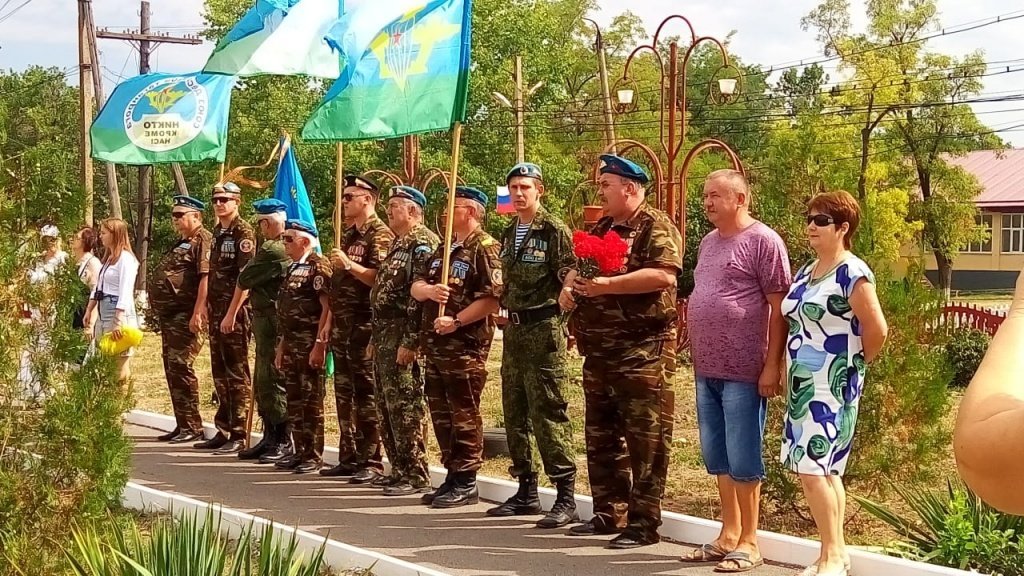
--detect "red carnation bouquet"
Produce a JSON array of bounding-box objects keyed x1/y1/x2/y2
[{"x1": 572, "y1": 230, "x2": 629, "y2": 279}]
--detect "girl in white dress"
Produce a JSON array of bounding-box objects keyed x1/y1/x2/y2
[{"x1": 83, "y1": 218, "x2": 139, "y2": 382}]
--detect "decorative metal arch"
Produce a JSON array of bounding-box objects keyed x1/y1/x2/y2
[{"x1": 677, "y1": 139, "x2": 745, "y2": 253}]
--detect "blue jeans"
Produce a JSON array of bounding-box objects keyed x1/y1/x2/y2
[{"x1": 695, "y1": 375, "x2": 767, "y2": 482}]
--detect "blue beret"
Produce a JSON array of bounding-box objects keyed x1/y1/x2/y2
[
  {"x1": 389, "y1": 185, "x2": 426, "y2": 208},
  {"x1": 343, "y1": 174, "x2": 379, "y2": 193},
  {"x1": 286, "y1": 219, "x2": 318, "y2": 238},
  {"x1": 252, "y1": 198, "x2": 287, "y2": 215},
  {"x1": 506, "y1": 162, "x2": 543, "y2": 184},
  {"x1": 172, "y1": 195, "x2": 205, "y2": 212},
  {"x1": 455, "y1": 186, "x2": 488, "y2": 208},
  {"x1": 599, "y1": 154, "x2": 650, "y2": 185}
]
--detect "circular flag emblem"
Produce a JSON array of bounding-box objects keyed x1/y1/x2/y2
[
  {"x1": 124, "y1": 76, "x2": 209, "y2": 152},
  {"x1": 239, "y1": 239, "x2": 255, "y2": 253}
]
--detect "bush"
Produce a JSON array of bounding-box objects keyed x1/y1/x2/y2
[
  {"x1": 945, "y1": 328, "x2": 990, "y2": 388},
  {"x1": 0, "y1": 226, "x2": 133, "y2": 575},
  {"x1": 763, "y1": 268, "x2": 954, "y2": 517},
  {"x1": 855, "y1": 479, "x2": 1024, "y2": 575}
]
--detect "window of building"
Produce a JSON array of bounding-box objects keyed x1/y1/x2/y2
[
  {"x1": 963, "y1": 214, "x2": 993, "y2": 253},
  {"x1": 1002, "y1": 213, "x2": 1024, "y2": 254}
]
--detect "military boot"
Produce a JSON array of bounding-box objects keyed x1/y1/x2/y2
[
  {"x1": 238, "y1": 418, "x2": 274, "y2": 460},
  {"x1": 536, "y1": 475, "x2": 579, "y2": 529},
  {"x1": 259, "y1": 424, "x2": 294, "y2": 464},
  {"x1": 431, "y1": 471, "x2": 479, "y2": 509},
  {"x1": 421, "y1": 471, "x2": 453, "y2": 505},
  {"x1": 486, "y1": 473, "x2": 542, "y2": 516}
]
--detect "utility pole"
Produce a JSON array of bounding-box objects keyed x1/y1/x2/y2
[
  {"x1": 583, "y1": 18, "x2": 617, "y2": 151},
  {"x1": 78, "y1": 0, "x2": 96, "y2": 226},
  {"x1": 80, "y1": 0, "x2": 122, "y2": 219},
  {"x1": 96, "y1": 1, "x2": 201, "y2": 291},
  {"x1": 513, "y1": 55, "x2": 525, "y2": 164}
]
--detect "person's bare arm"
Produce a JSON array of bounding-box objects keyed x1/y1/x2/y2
[
  {"x1": 757, "y1": 292, "x2": 788, "y2": 398},
  {"x1": 848, "y1": 278, "x2": 888, "y2": 362}
]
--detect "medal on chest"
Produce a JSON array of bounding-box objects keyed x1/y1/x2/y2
[{"x1": 347, "y1": 243, "x2": 366, "y2": 263}]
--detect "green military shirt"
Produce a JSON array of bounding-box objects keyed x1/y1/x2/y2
[
  {"x1": 415, "y1": 227, "x2": 503, "y2": 354},
  {"x1": 498, "y1": 206, "x2": 576, "y2": 312},
  {"x1": 371, "y1": 223, "x2": 440, "y2": 350},
  {"x1": 149, "y1": 226, "x2": 212, "y2": 319},
  {"x1": 209, "y1": 215, "x2": 256, "y2": 317},
  {"x1": 574, "y1": 202, "x2": 683, "y2": 353},
  {"x1": 277, "y1": 252, "x2": 333, "y2": 334},
  {"x1": 237, "y1": 238, "x2": 290, "y2": 316},
  {"x1": 330, "y1": 214, "x2": 394, "y2": 319}
]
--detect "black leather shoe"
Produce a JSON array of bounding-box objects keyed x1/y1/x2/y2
[
  {"x1": 274, "y1": 455, "x2": 302, "y2": 470},
  {"x1": 568, "y1": 520, "x2": 621, "y2": 536},
  {"x1": 213, "y1": 440, "x2": 245, "y2": 455},
  {"x1": 421, "y1": 473, "x2": 453, "y2": 505},
  {"x1": 194, "y1": 433, "x2": 228, "y2": 450},
  {"x1": 536, "y1": 477, "x2": 578, "y2": 528},
  {"x1": 371, "y1": 474, "x2": 399, "y2": 488},
  {"x1": 607, "y1": 531, "x2": 657, "y2": 550},
  {"x1": 349, "y1": 468, "x2": 383, "y2": 484},
  {"x1": 156, "y1": 427, "x2": 181, "y2": 441},
  {"x1": 169, "y1": 430, "x2": 204, "y2": 444},
  {"x1": 383, "y1": 481, "x2": 432, "y2": 496},
  {"x1": 431, "y1": 472, "x2": 478, "y2": 508},
  {"x1": 293, "y1": 461, "x2": 322, "y2": 474},
  {"x1": 319, "y1": 462, "x2": 358, "y2": 477},
  {"x1": 486, "y1": 473, "x2": 541, "y2": 516}
]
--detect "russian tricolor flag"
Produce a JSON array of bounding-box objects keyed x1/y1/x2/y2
[{"x1": 496, "y1": 186, "x2": 516, "y2": 214}]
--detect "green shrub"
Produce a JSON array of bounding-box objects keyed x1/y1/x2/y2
[
  {"x1": 763, "y1": 269, "x2": 954, "y2": 516},
  {"x1": 855, "y1": 479, "x2": 1024, "y2": 575},
  {"x1": 945, "y1": 328, "x2": 990, "y2": 388}
]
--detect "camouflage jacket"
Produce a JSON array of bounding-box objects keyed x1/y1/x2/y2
[
  {"x1": 209, "y1": 215, "x2": 256, "y2": 316},
  {"x1": 277, "y1": 252, "x2": 333, "y2": 335},
  {"x1": 498, "y1": 206, "x2": 576, "y2": 312},
  {"x1": 237, "y1": 237, "x2": 290, "y2": 316},
  {"x1": 573, "y1": 202, "x2": 682, "y2": 353},
  {"x1": 148, "y1": 226, "x2": 212, "y2": 318},
  {"x1": 371, "y1": 223, "x2": 440, "y2": 350},
  {"x1": 415, "y1": 227, "x2": 502, "y2": 354},
  {"x1": 329, "y1": 214, "x2": 394, "y2": 319}
]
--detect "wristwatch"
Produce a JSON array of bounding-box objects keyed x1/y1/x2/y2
[
  {"x1": 344, "y1": 260, "x2": 353, "y2": 271},
  {"x1": 453, "y1": 316, "x2": 463, "y2": 329}
]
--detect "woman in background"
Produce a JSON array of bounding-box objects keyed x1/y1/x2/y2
[
  {"x1": 83, "y1": 218, "x2": 139, "y2": 382},
  {"x1": 71, "y1": 227, "x2": 102, "y2": 332}
]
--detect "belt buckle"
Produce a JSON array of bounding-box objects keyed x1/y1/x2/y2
[{"x1": 509, "y1": 312, "x2": 521, "y2": 325}]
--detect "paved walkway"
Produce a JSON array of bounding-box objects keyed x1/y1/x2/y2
[{"x1": 129, "y1": 424, "x2": 795, "y2": 576}]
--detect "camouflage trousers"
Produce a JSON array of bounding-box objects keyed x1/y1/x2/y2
[
  {"x1": 372, "y1": 319, "x2": 429, "y2": 485},
  {"x1": 159, "y1": 311, "x2": 204, "y2": 433},
  {"x1": 582, "y1": 339, "x2": 676, "y2": 541},
  {"x1": 252, "y1": 312, "x2": 288, "y2": 426},
  {"x1": 424, "y1": 351, "x2": 487, "y2": 473},
  {"x1": 332, "y1": 315, "x2": 381, "y2": 470},
  {"x1": 210, "y1": 306, "x2": 252, "y2": 440},
  {"x1": 500, "y1": 317, "x2": 576, "y2": 483},
  {"x1": 281, "y1": 327, "x2": 325, "y2": 463}
]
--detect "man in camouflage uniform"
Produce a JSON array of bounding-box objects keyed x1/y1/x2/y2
[
  {"x1": 149, "y1": 195, "x2": 211, "y2": 444},
  {"x1": 195, "y1": 182, "x2": 257, "y2": 454},
  {"x1": 411, "y1": 186, "x2": 502, "y2": 509},
  {"x1": 322, "y1": 175, "x2": 394, "y2": 483},
  {"x1": 274, "y1": 220, "x2": 333, "y2": 474},
  {"x1": 370, "y1": 186, "x2": 439, "y2": 496},
  {"x1": 219, "y1": 199, "x2": 292, "y2": 462},
  {"x1": 491, "y1": 163, "x2": 579, "y2": 528},
  {"x1": 560, "y1": 154, "x2": 682, "y2": 549}
]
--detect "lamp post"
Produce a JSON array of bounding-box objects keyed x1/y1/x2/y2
[
  {"x1": 610, "y1": 15, "x2": 745, "y2": 242},
  {"x1": 493, "y1": 55, "x2": 544, "y2": 164}
]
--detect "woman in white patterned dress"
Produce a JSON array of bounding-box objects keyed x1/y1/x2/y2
[{"x1": 780, "y1": 191, "x2": 888, "y2": 576}]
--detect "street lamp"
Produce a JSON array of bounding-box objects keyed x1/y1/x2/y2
[{"x1": 608, "y1": 15, "x2": 745, "y2": 240}]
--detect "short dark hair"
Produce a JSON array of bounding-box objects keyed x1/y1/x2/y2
[
  {"x1": 807, "y1": 190, "x2": 861, "y2": 249},
  {"x1": 74, "y1": 227, "x2": 98, "y2": 253}
]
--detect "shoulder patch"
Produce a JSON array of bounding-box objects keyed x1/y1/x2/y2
[
  {"x1": 491, "y1": 268, "x2": 503, "y2": 286},
  {"x1": 480, "y1": 236, "x2": 496, "y2": 248},
  {"x1": 313, "y1": 275, "x2": 324, "y2": 291},
  {"x1": 239, "y1": 238, "x2": 255, "y2": 253}
]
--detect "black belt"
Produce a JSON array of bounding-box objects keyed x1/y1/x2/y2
[{"x1": 507, "y1": 305, "x2": 560, "y2": 325}]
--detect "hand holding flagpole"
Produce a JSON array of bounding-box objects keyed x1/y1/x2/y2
[{"x1": 438, "y1": 122, "x2": 464, "y2": 318}]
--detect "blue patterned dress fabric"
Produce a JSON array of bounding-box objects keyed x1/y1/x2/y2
[{"x1": 780, "y1": 256, "x2": 874, "y2": 476}]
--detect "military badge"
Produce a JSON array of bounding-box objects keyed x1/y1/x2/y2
[
  {"x1": 239, "y1": 238, "x2": 254, "y2": 253},
  {"x1": 452, "y1": 260, "x2": 470, "y2": 279},
  {"x1": 491, "y1": 269, "x2": 503, "y2": 286},
  {"x1": 313, "y1": 275, "x2": 324, "y2": 291}
]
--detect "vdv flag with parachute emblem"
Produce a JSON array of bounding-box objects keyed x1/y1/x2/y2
[
  {"x1": 274, "y1": 137, "x2": 319, "y2": 237},
  {"x1": 203, "y1": 0, "x2": 343, "y2": 78},
  {"x1": 90, "y1": 72, "x2": 234, "y2": 165},
  {"x1": 300, "y1": 0, "x2": 472, "y2": 141}
]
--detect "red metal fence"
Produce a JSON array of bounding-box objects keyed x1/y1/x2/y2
[{"x1": 939, "y1": 302, "x2": 1007, "y2": 336}]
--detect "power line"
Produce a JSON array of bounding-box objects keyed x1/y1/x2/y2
[{"x1": 0, "y1": 0, "x2": 35, "y2": 25}]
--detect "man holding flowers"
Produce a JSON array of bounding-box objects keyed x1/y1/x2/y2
[{"x1": 559, "y1": 154, "x2": 683, "y2": 549}]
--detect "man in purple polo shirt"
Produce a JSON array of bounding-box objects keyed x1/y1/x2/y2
[{"x1": 683, "y1": 169, "x2": 790, "y2": 572}]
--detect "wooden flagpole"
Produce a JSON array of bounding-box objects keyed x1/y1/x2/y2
[
  {"x1": 335, "y1": 143, "x2": 344, "y2": 246},
  {"x1": 438, "y1": 122, "x2": 463, "y2": 318}
]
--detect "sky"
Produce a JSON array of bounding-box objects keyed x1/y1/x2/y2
[{"x1": 0, "y1": 0, "x2": 1021, "y2": 145}]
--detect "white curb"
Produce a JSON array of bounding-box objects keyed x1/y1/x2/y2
[
  {"x1": 122, "y1": 481, "x2": 450, "y2": 576},
  {"x1": 128, "y1": 409, "x2": 972, "y2": 576}
]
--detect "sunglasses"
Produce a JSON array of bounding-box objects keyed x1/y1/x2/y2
[
  {"x1": 211, "y1": 197, "x2": 235, "y2": 205},
  {"x1": 806, "y1": 214, "x2": 836, "y2": 227},
  {"x1": 342, "y1": 193, "x2": 370, "y2": 202},
  {"x1": 171, "y1": 212, "x2": 190, "y2": 219},
  {"x1": 282, "y1": 235, "x2": 296, "y2": 243}
]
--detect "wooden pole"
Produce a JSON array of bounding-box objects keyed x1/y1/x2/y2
[
  {"x1": 334, "y1": 142, "x2": 344, "y2": 246},
  {"x1": 218, "y1": 162, "x2": 225, "y2": 182},
  {"x1": 78, "y1": 0, "x2": 96, "y2": 226},
  {"x1": 438, "y1": 123, "x2": 464, "y2": 318}
]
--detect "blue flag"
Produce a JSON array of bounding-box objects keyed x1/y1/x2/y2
[{"x1": 274, "y1": 137, "x2": 318, "y2": 238}]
